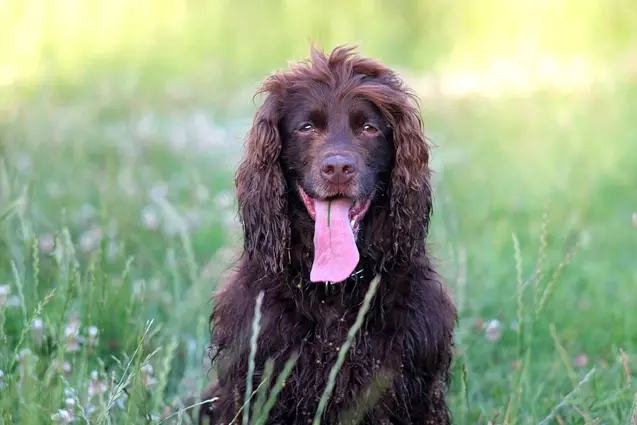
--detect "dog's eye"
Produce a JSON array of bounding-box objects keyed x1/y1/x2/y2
[
  {"x1": 362, "y1": 124, "x2": 378, "y2": 135},
  {"x1": 299, "y1": 123, "x2": 314, "y2": 133}
]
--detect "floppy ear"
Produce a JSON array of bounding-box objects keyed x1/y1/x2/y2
[
  {"x1": 235, "y1": 96, "x2": 290, "y2": 276},
  {"x1": 388, "y1": 93, "x2": 433, "y2": 263}
]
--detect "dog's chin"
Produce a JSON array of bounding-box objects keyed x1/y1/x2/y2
[{"x1": 297, "y1": 184, "x2": 372, "y2": 234}]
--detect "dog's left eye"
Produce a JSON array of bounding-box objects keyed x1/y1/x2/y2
[
  {"x1": 299, "y1": 123, "x2": 314, "y2": 132},
  {"x1": 362, "y1": 124, "x2": 378, "y2": 135}
]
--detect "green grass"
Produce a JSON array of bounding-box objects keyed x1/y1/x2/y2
[{"x1": 1, "y1": 2, "x2": 637, "y2": 424}]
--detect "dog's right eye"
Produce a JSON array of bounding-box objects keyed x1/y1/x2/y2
[{"x1": 299, "y1": 123, "x2": 314, "y2": 133}]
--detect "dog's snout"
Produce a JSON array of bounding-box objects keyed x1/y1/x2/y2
[{"x1": 320, "y1": 154, "x2": 357, "y2": 183}]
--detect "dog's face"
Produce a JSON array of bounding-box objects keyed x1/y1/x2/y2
[
  {"x1": 235, "y1": 45, "x2": 432, "y2": 282},
  {"x1": 280, "y1": 89, "x2": 394, "y2": 233}
]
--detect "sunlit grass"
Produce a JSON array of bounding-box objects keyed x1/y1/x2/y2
[{"x1": 1, "y1": 0, "x2": 636, "y2": 94}]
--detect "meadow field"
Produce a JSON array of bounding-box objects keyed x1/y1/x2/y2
[{"x1": 1, "y1": 1, "x2": 636, "y2": 424}]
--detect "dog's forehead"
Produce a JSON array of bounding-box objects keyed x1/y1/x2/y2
[{"x1": 281, "y1": 85, "x2": 382, "y2": 122}]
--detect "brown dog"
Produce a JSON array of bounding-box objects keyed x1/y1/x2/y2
[{"x1": 199, "y1": 44, "x2": 457, "y2": 425}]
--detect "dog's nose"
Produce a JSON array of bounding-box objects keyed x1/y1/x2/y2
[{"x1": 320, "y1": 155, "x2": 357, "y2": 183}]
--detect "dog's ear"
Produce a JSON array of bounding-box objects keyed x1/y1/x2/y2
[
  {"x1": 235, "y1": 95, "x2": 290, "y2": 276},
  {"x1": 387, "y1": 90, "x2": 433, "y2": 263}
]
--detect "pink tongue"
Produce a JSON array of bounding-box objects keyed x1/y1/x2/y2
[{"x1": 310, "y1": 198, "x2": 359, "y2": 283}]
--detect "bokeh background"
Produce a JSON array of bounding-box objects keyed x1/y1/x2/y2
[{"x1": 1, "y1": 1, "x2": 636, "y2": 424}]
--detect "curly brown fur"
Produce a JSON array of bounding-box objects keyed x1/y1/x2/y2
[{"x1": 198, "y1": 44, "x2": 457, "y2": 425}]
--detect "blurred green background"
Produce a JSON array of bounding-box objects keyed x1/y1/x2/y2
[{"x1": 1, "y1": 1, "x2": 636, "y2": 424}]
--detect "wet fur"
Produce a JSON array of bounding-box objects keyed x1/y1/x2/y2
[{"x1": 198, "y1": 45, "x2": 457, "y2": 425}]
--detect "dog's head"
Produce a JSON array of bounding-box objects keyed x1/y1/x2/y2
[{"x1": 235, "y1": 44, "x2": 433, "y2": 281}]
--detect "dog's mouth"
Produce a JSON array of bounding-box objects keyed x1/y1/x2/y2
[
  {"x1": 297, "y1": 185, "x2": 372, "y2": 233},
  {"x1": 297, "y1": 185, "x2": 372, "y2": 284}
]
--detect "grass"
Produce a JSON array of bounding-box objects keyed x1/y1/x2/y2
[{"x1": 1, "y1": 2, "x2": 637, "y2": 424}]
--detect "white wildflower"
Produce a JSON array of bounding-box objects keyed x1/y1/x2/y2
[
  {"x1": 65, "y1": 398, "x2": 76, "y2": 416},
  {"x1": 106, "y1": 240, "x2": 119, "y2": 262},
  {"x1": 162, "y1": 215, "x2": 185, "y2": 237},
  {"x1": 578, "y1": 230, "x2": 591, "y2": 248},
  {"x1": 78, "y1": 227, "x2": 103, "y2": 253},
  {"x1": 140, "y1": 364, "x2": 157, "y2": 388},
  {"x1": 6, "y1": 295, "x2": 21, "y2": 308},
  {"x1": 0, "y1": 284, "x2": 10, "y2": 308},
  {"x1": 141, "y1": 205, "x2": 160, "y2": 230},
  {"x1": 76, "y1": 203, "x2": 97, "y2": 226},
  {"x1": 132, "y1": 279, "x2": 145, "y2": 298},
  {"x1": 51, "y1": 359, "x2": 72, "y2": 376},
  {"x1": 115, "y1": 392, "x2": 128, "y2": 409},
  {"x1": 633, "y1": 212, "x2": 637, "y2": 228},
  {"x1": 88, "y1": 370, "x2": 108, "y2": 398},
  {"x1": 32, "y1": 317, "x2": 45, "y2": 345},
  {"x1": 64, "y1": 316, "x2": 83, "y2": 353},
  {"x1": 51, "y1": 409, "x2": 72, "y2": 424},
  {"x1": 149, "y1": 182, "x2": 169, "y2": 202},
  {"x1": 484, "y1": 319, "x2": 502, "y2": 342},
  {"x1": 87, "y1": 326, "x2": 99, "y2": 347},
  {"x1": 185, "y1": 209, "x2": 202, "y2": 230},
  {"x1": 17, "y1": 348, "x2": 34, "y2": 362},
  {"x1": 39, "y1": 233, "x2": 56, "y2": 254},
  {"x1": 214, "y1": 191, "x2": 234, "y2": 210}
]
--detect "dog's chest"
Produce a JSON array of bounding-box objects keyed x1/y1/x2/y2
[{"x1": 266, "y1": 298, "x2": 402, "y2": 422}]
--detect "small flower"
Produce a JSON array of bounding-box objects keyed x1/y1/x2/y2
[
  {"x1": 76, "y1": 203, "x2": 97, "y2": 226},
  {"x1": 79, "y1": 227, "x2": 103, "y2": 253},
  {"x1": 39, "y1": 234, "x2": 56, "y2": 254},
  {"x1": 141, "y1": 205, "x2": 160, "y2": 230},
  {"x1": 32, "y1": 317, "x2": 45, "y2": 345},
  {"x1": 106, "y1": 240, "x2": 119, "y2": 262},
  {"x1": 88, "y1": 370, "x2": 108, "y2": 398},
  {"x1": 574, "y1": 353, "x2": 588, "y2": 367},
  {"x1": 65, "y1": 398, "x2": 76, "y2": 416},
  {"x1": 484, "y1": 319, "x2": 502, "y2": 342},
  {"x1": 64, "y1": 316, "x2": 83, "y2": 353},
  {"x1": 578, "y1": 230, "x2": 591, "y2": 248},
  {"x1": 140, "y1": 364, "x2": 157, "y2": 389},
  {"x1": 214, "y1": 191, "x2": 234, "y2": 210},
  {"x1": 149, "y1": 182, "x2": 169, "y2": 202},
  {"x1": 6, "y1": 295, "x2": 21, "y2": 308},
  {"x1": 87, "y1": 326, "x2": 99, "y2": 347},
  {"x1": 114, "y1": 392, "x2": 128, "y2": 409},
  {"x1": 16, "y1": 349, "x2": 39, "y2": 385},
  {"x1": 132, "y1": 279, "x2": 145, "y2": 298},
  {"x1": 0, "y1": 284, "x2": 10, "y2": 308},
  {"x1": 51, "y1": 359, "x2": 72, "y2": 376},
  {"x1": 162, "y1": 216, "x2": 185, "y2": 237},
  {"x1": 185, "y1": 209, "x2": 202, "y2": 230},
  {"x1": 632, "y1": 212, "x2": 637, "y2": 228},
  {"x1": 51, "y1": 409, "x2": 72, "y2": 424},
  {"x1": 17, "y1": 348, "x2": 33, "y2": 362}
]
